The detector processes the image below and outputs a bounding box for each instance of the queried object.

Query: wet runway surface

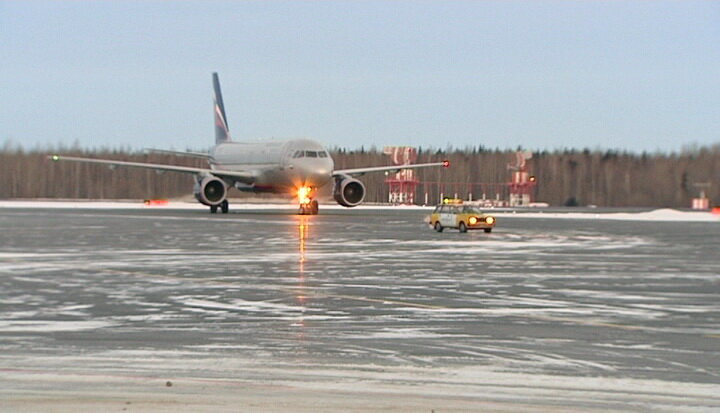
[1,206,719,410]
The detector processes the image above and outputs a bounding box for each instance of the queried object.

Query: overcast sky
[1,1,718,152]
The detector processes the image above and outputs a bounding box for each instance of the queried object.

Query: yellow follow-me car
[428,201,496,233]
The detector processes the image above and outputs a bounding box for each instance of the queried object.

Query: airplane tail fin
[213,72,231,144]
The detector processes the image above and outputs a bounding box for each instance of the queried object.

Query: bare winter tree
[1,144,718,207]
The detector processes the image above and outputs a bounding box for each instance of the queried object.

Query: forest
[1,143,718,208]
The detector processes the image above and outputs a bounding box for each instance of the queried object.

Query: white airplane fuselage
[210,138,334,193]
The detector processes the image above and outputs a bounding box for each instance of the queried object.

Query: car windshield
[462,206,482,214]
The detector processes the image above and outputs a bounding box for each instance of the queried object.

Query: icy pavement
[0,205,719,411]
[1,199,719,221]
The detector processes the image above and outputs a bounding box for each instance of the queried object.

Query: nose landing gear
[297,186,319,215]
[299,199,319,215]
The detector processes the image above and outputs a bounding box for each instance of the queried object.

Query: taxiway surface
[1,204,719,411]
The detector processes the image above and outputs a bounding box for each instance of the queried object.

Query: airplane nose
[316,163,332,175]
[311,168,331,183]
[298,164,332,186]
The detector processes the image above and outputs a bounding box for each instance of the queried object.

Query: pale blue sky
[1,1,718,152]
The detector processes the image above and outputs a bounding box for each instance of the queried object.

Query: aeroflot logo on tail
[215,105,228,131]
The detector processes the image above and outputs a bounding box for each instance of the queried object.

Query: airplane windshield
[292,150,328,158]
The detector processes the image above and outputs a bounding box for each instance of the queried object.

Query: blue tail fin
[213,73,231,144]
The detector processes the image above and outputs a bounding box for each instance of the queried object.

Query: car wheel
[459,222,467,233]
[484,228,492,233]
[434,221,443,232]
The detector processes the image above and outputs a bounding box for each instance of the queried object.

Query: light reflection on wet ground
[1,207,719,408]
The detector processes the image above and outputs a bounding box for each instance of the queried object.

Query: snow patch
[0,320,114,332]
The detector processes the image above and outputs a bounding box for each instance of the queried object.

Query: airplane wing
[144,148,212,159]
[333,160,449,177]
[48,155,256,184]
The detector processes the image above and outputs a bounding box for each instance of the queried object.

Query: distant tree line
[1,142,718,207]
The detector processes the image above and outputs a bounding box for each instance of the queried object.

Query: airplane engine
[194,176,227,206]
[333,177,365,207]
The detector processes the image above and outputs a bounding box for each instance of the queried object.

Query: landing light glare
[297,186,312,205]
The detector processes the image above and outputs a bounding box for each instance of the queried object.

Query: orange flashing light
[443,198,463,205]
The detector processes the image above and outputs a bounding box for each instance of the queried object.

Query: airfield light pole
[507,151,536,207]
[692,182,711,210]
[384,146,419,205]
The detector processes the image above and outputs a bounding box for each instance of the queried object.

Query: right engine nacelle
[333,177,365,207]
[194,176,227,206]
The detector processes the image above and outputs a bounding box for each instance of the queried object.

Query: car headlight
[485,216,495,225]
[468,217,478,225]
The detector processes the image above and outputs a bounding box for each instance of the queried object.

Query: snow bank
[496,208,719,222]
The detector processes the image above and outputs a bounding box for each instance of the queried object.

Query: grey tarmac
[1,205,719,411]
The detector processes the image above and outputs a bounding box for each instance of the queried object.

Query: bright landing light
[297,186,312,205]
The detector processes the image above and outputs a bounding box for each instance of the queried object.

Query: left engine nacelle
[333,177,365,207]
[194,176,227,206]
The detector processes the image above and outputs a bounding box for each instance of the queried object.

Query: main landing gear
[210,200,229,214]
[299,199,319,215]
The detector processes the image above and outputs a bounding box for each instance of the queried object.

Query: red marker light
[144,199,169,206]
[442,160,450,168]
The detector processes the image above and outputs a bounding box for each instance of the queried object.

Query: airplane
[49,73,449,215]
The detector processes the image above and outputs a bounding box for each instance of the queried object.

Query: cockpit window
[292,150,327,158]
